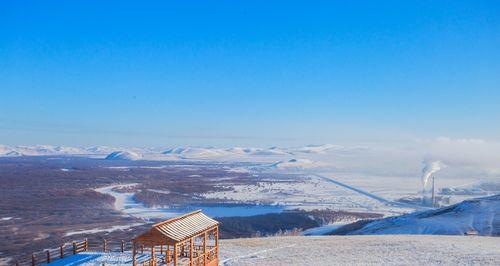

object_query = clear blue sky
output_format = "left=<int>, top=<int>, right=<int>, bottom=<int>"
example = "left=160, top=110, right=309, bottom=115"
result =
left=1, top=1, right=499, bottom=147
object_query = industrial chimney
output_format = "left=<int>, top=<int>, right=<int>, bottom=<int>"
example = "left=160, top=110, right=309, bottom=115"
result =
left=431, top=176, right=435, bottom=207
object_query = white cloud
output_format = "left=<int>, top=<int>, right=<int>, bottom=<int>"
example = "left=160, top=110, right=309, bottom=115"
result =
left=423, top=137, right=500, bottom=175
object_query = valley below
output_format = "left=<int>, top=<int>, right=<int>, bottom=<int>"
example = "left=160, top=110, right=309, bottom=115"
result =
left=0, top=149, right=498, bottom=265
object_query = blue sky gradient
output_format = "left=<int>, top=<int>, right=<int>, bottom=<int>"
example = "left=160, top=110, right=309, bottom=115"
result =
left=1, top=1, right=499, bottom=147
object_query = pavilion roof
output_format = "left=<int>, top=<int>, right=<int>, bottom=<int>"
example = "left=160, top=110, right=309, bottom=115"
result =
left=134, top=210, right=219, bottom=243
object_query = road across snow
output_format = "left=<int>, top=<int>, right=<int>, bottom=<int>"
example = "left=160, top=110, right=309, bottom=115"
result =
left=220, top=235, right=500, bottom=265
left=311, top=173, right=424, bottom=210
left=311, top=174, right=392, bottom=204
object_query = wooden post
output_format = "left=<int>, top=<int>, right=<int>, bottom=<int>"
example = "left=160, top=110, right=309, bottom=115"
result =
left=151, top=244, right=155, bottom=266
left=189, top=237, right=194, bottom=266
left=121, top=240, right=125, bottom=253
left=132, top=243, right=137, bottom=266
left=46, top=250, right=51, bottom=263
left=166, top=245, right=171, bottom=263
left=85, top=238, right=89, bottom=251
left=60, top=245, right=64, bottom=258
left=72, top=242, right=77, bottom=254
left=203, top=231, right=207, bottom=265
left=103, top=239, right=107, bottom=252
left=173, top=243, right=178, bottom=266
left=31, top=254, right=36, bottom=266
left=141, top=245, right=144, bottom=254
left=215, top=226, right=219, bottom=258
left=160, top=244, right=163, bottom=254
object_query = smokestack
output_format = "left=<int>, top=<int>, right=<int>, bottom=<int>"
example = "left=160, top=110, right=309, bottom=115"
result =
left=431, top=176, right=435, bottom=207
left=421, top=160, right=445, bottom=205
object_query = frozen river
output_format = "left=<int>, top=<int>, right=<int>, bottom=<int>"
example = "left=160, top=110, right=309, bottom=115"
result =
left=95, top=184, right=285, bottom=221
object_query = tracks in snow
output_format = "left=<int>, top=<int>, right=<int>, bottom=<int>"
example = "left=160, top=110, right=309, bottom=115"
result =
left=310, top=173, right=420, bottom=209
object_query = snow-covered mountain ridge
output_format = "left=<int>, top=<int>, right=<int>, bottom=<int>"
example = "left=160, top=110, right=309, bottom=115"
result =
left=0, top=144, right=336, bottom=163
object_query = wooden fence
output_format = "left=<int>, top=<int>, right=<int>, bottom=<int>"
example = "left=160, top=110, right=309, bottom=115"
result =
left=13, top=239, right=135, bottom=266
left=12, top=239, right=205, bottom=266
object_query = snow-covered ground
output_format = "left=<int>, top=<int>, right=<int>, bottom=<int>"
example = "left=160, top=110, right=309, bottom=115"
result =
left=44, top=252, right=148, bottom=266
left=301, top=221, right=350, bottom=236
left=47, top=235, right=500, bottom=266
left=202, top=174, right=417, bottom=215
left=64, top=223, right=145, bottom=237
left=340, top=194, right=500, bottom=236
left=220, top=235, right=500, bottom=265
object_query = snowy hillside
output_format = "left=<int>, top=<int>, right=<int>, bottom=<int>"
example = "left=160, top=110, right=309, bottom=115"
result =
left=220, top=235, right=500, bottom=266
left=162, top=147, right=231, bottom=159
left=291, top=144, right=337, bottom=154
left=48, top=235, right=500, bottom=266
left=105, top=151, right=142, bottom=161
left=337, top=194, right=499, bottom=236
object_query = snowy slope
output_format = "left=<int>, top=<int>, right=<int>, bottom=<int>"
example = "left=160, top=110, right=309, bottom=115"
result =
left=220, top=235, right=500, bottom=266
left=161, top=146, right=291, bottom=159
left=227, top=147, right=290, bottom=156
left=47, top=235, right=500, bottom=266
left=105, top=151, right=142, bottom=161
left=291, top=144, right=338, bottom=154
left=162, top=147, right=231, bottom=159
left=339, top=194, right=499, bottom=236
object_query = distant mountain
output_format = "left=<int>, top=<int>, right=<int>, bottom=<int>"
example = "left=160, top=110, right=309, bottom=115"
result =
left=227, top=147, right=290, bottom=156
left=0, top=144, right=340, bottom=163
left=292, top=144, right=338, bottom=154
left=84, top=146, right=116, bottom=154
left=162, top=147, right=230, bottom=159
left=334, top=194, right=500, bottom=236
left=105, top=151, right=142, bottom=160
left=4, top=151, right=23, bottom=157
left=0, top=145, right=121, bottom=157
left=161, top=146, right=290, bottom=159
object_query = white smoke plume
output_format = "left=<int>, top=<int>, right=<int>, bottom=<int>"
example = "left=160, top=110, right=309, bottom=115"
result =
left=421, top=160, right=446, bottom=192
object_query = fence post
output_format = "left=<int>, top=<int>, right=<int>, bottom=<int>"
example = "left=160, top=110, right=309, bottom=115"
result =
left=60, top=245, right=64, bottom=258
left=141, top=245, right=144, bottom=254
left=31, top=254, right=36, bottom=266
left=103, top=239, right=107, bottom=252
left=85, top=238, right=89, bottom=251
left=121, top=240, right=125, bottom=253
left=46, top=250, right=51, bottom=263
left=73, top=242, right=77, bottom=254
left=132, top=242, right=137, bottom=266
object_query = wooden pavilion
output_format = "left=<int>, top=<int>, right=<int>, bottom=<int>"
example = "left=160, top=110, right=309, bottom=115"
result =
left=132, top=210, right=219, bottom=266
